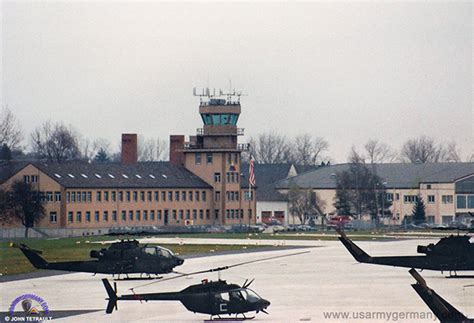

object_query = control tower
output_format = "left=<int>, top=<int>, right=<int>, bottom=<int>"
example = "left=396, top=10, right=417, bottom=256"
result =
left=176, top=88, right=255, bottom=225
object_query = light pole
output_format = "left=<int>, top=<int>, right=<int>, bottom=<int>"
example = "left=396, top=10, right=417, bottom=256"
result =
left=382, top=181, right=387, bottom=228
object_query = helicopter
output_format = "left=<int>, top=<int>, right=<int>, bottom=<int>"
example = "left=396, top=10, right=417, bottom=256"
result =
left=102, top=251, right=309, bottom=320
left=11, top=239, right=184, bottom=279
left=409, top=268, right=473, bottom=323
left=337, top=229, right=474, bottom=277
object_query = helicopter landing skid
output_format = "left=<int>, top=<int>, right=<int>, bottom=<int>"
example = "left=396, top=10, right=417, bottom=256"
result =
left=207, top=314, right=255, bottom=321
left=446, top=275, right=474, bottom=279
left=113, top=275, right=163, bottom=281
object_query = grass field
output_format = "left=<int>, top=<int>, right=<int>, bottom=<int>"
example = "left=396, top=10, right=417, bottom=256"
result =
left=0, top=235, right=266, bottom=276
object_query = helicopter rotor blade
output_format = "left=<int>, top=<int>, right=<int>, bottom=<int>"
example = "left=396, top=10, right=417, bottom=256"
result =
left=261, top=309, right=269, bottom=314
left=131, top=250, right=310, bottom=290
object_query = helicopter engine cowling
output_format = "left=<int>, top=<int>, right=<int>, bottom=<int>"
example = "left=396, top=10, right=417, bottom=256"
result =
left=417, top=243, right=434, bottom=255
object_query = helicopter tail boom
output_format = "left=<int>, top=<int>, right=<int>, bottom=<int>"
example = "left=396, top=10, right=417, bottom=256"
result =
left=10, top=243, right=48, bottom=269
left=336, top=230, right=372, bottom=263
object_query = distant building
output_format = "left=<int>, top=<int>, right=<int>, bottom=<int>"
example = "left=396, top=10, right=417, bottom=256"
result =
left=0, top=93, right=256, bottom=236
left=276, top=163, right=474, bottom=225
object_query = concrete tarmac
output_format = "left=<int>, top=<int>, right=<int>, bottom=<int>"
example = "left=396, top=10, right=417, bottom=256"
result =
left=1, top=238, right=473, bottom=322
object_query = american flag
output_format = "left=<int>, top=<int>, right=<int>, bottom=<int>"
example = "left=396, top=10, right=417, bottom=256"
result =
left=248, top=156, right=256, bottom=187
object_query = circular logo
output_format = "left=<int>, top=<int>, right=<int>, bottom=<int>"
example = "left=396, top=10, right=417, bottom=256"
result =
left=9, top=294, right=49, bottom=316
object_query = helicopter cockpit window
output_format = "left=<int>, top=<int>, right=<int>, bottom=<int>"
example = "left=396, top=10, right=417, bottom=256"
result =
left=157, top=247, right=173, bottom=258
left=241, top=289, right=261, bottom=302
left=144, top=247, right=157, bottom=255
left=230, top=291, right=245, bottom=302
left=217, top=292, right=230, bottom=302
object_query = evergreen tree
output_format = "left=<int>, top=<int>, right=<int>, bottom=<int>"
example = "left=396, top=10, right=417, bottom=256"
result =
left=94, top=148, right=110, bottom=162
left=0, top=143, right=12, bottom=161
left=411, top=196, right=426, bottom=225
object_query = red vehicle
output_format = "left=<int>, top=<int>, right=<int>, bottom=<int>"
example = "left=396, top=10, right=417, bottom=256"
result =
left=328, top=215, right=353, bottom=229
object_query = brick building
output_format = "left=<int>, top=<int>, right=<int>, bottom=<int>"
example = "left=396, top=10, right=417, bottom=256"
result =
left=0, top=94, right=256, bottom=235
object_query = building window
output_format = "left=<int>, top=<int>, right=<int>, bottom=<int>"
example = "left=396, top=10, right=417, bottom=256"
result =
left=154, top=191, right=159, bottom=201
left=206, top=209, right=210, bottom=219
left=66, top=192, right=70, bottom=203
left=195, top=153, right=201, bottom=165
left=121, top=211, right=126, bottom=221
left=182, top=191, right=186, bottom=201
left=214, top=173, right=221, bottom=183
left=161, top=191, right=166, bottom=201
left=395, top=193, right=400, bottom=201
left=403, top=195, right=418, bottom=203
left=112, top=211, right=117, bottom=221
left=189, top=191, right=193, bottom=201
left=87, top=191, right=92, bottom=202
left=426, top=184, right=432, bottom=189
left=192, top=210, right=197, bottom=219
left=186, top=210, right=190, bottom=219
left=96, top=191, right=101, bottom=202
left=427, top=215, right=435, bottom=224
left=168, top=191, right=173, bottom=201
left=140, top=191, right=145, bottom=202
left=428, top=195, right=435, bottom=203
left=23, top=175, right=30, bottom=183
left=234, top=153, right=238, bottom=165
left=215, top=191, right=220, bottom=202
left=104, top=211, right=108, bottom=221
left=228, top=153, right=232, bottom=164
left=150, top=210, right=155, bottom=220
left=31, top=175, right=38, bottom=183
left=202, top=191, right=206, bottom=201
left=129, top=211, right=133, bottom=221
left=226, top=172, right=230, bottom=182
left=55, top=192, right=61, bottom=202
left=71, top=192, right=76, bottom=203
left=195, top=191, right=200, bottom=201
left=111, top=191, right=116, bottom=202
left=172, top=210, right=177, bottom=220
left=175, top=191, right=180, bottom=201
left=82, top=192, right=87, bottom=202
left=133, top=191, right=138, bottom=202
left=136, top=210, right=141, bottom=221
left=77, top=212, right=82, bottom=222
left=119, top=191, right=123, bottom=202
left=68, top=211, right=73, bottom=222
left=179, top=210, right=184, bottom=220
left=46, top=191, right=53, bottom=202
left=76, top=191, right=82, bottom=203
left=468, top=195, right=474, bottom=208
left=442, top=215, right=453, bottom=225
left=199, top=209, right=204, bottom=219
left=385, top=193, right=393, bottom=202
left=147, top=191, right=152, bottom=202
left=442, top=195, right=453, bottom=204
left=126, top=191, right=131, bottom=202
left=104, top=191, right=109, bottom=202
left=85, top=211, right=91, bottom=222
left=206, top=153, right=213, bottom=164
left=226, top=210, right=230, bottom=218
left=157, top=210, right=162, bottom=220
left=143, top=210, right=148, bottom=221
left=457, top=195, right=466, bottom=209
left=95, top=211, right=100, bottom=222
left=215, top=210, right=219, bottom=219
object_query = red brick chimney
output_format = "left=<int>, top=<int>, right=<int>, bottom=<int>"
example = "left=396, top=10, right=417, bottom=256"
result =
left=169, top=135, right=185, bottom=167
left=121, top=133, right=138, bottom=164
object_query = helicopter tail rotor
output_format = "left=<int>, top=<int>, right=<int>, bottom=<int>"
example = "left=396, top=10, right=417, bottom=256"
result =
left=102, top=279, right=118, bottom=314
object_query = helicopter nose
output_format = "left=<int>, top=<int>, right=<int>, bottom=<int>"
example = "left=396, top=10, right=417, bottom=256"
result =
left=261, top=299, right=271, bottom=308
left=175, top=257, right=184, bottom=265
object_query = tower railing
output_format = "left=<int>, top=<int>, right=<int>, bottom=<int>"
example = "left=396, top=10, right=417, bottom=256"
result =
left=196, top=128, right=245, bottom=136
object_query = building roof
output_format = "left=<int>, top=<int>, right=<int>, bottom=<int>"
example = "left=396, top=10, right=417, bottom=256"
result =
left=1, top=161, right=212, bottom=189
left=275, top=162, right=474, bottom=190
left=0, top=161, right=30, bottom=184
left=241, top=163, right=293, bottom=201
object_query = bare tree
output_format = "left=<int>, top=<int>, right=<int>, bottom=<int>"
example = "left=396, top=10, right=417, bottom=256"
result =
left=444, top=141, right=462, bottom=162
left=292, top=134, right=329, bottom=165
left=0, top=106, right=24, bottom=150
left=138, top=135, right=168, bottom=161
left=30, top=121, right=81, bottom=162
left=287, top=183, right=325, bottom=225
left=400, top=136, right=447, bottom=163
left=364, top=139, right=396, bottom=164
left=248, top=132, right=293, bottom=164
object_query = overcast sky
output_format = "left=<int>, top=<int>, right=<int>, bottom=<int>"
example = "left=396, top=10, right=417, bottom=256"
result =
left=1, top=1, right=472, bottom=162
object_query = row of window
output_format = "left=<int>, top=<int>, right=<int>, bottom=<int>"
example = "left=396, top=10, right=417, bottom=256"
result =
left=62, top=209, right=215, bottom=223
left=23, top=175, right=39, bottom=183
left=65, top=190, right=208, bottom=203
left=402, top=194, right=454, bottom=204
left=226, top=209, right=252, bottom=219
left=195, top=153, right=240, bottom=165
left=213, top=172, right=240, bottom=183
